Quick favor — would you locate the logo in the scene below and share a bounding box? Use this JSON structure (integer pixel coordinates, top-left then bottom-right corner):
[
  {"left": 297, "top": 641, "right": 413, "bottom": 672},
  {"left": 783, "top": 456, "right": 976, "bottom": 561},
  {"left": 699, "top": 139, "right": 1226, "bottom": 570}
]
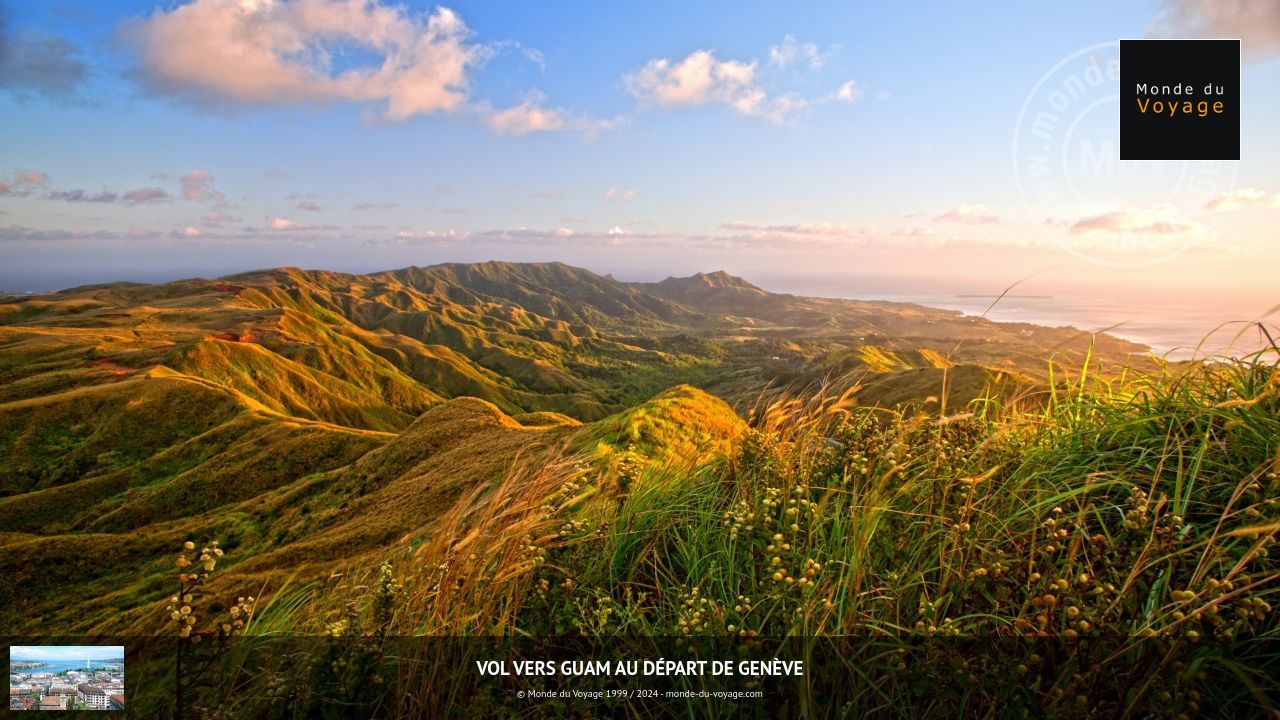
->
[
  {"left": 1013, "top": 42, "right": 1237, "bottom": 268},
  {"left": 1120, "top": 39, "right": 1240, "bottom": 160}
]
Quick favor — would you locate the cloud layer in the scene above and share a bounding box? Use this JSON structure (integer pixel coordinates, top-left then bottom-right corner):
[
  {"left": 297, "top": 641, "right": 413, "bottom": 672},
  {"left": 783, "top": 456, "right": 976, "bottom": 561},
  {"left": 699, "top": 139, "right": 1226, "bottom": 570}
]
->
[{"left": 0, "top": 169, "right": 171, "bottom": 206}]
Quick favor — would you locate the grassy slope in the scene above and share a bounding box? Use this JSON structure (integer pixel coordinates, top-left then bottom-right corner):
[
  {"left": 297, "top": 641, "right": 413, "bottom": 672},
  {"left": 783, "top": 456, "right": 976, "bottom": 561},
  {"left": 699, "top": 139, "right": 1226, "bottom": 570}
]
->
[
  {"left": 0, "top": 384, "right": 743, "bottom": 636},
  {"left": 0, "top": 374, "right": 389, "bottom": 630},
  {"left": 307, "top": 357, "right": 1277, "bottom": 637},
  {"left": 0, "top": 261, "right": 1181, "bottom": 641},
  {"left": 241, "top": 356, "right": 1277, "bottom": 717}
]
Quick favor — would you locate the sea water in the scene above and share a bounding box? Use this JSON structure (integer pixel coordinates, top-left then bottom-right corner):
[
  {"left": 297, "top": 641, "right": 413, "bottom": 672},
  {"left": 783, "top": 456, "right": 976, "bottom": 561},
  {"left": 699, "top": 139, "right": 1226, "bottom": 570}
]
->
[
  {"left": 10, "top": 658, "right": 123, "bottom": 674},
  {"left": 855, "top": 293, "right": 1274, "bottom": 361}
]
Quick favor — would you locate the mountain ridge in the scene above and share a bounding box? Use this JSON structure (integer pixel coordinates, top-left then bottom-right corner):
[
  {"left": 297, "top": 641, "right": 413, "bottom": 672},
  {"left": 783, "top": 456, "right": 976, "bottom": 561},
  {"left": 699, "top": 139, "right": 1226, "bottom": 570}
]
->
[{"left": 0, "top": 260, "right": 1156, "bottom": 634}]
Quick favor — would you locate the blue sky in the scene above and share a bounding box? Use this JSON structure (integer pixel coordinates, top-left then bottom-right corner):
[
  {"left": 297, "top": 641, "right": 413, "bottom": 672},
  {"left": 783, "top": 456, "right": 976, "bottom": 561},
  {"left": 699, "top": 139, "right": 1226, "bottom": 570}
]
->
[
  {"left": 1, "top": 0, "right": 1278, "bottom": 314},
  {"left": 10, "top": 645, "right": 124, "bottom": 662}
]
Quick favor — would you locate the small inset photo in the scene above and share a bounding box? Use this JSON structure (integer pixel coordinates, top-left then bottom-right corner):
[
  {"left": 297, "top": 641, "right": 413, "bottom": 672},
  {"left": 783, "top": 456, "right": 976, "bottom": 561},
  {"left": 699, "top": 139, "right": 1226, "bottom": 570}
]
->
[{"left": 9, "top": 646, "right": 125, "bottom": 711}]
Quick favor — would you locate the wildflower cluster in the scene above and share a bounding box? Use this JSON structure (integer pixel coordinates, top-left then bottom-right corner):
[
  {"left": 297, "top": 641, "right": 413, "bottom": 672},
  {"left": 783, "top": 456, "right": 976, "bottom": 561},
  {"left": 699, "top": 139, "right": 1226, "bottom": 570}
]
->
[
  {"left": 721, "top": 499, "right": 757, "bottom": 541},
  {"left": 674, "top": 587, "right": 722, "bottom": 635},
  {"left": 1160, "top": 574, "right": 1274, "bottom": 642},
  {"left": 371, "top": 561, "right": 402, "bottom": 633},
  {"left": 736, "top": 429, "right": 783, "bottom": 477},
  {"left": 613, "top": 450, "right": 643, "bottom": 499},
  {"left": 572, "top": 592, "right": 619, "bottom": 635},
  {"left": 163, "top": 540, "right": 252, "bottom": 641},
  {"left": 729, "top": 595, "right": 756, "bottom": 637}
]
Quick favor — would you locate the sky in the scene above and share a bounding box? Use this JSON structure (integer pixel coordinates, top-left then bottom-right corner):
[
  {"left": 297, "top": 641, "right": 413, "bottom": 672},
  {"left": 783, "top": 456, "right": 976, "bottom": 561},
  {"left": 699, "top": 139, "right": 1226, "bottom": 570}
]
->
[
  {"left": 10, "top": 645, "right": 124, "bottom": 662},
  {"left": 1, "top": 0, "right": 1278, "bottom": 329}
]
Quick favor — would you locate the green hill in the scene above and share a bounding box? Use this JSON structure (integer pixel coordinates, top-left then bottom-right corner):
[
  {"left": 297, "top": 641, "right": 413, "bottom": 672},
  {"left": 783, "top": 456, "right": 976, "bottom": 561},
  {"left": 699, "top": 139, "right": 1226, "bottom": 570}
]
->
[{"left": 0, "top": 261, "right": 1164, "bottom": 635}]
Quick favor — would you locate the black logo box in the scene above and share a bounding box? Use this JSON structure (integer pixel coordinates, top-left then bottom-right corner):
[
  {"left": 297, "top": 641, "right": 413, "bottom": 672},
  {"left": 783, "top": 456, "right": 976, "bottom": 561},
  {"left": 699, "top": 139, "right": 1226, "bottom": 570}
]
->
[{"left": 1120, "top": 39, "right": 1240, "bottom": 160}]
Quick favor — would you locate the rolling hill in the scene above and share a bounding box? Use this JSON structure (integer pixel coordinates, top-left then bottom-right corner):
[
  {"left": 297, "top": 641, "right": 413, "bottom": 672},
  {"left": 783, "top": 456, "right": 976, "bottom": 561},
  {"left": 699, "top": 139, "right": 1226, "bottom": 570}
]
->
[{"left": 0, "top": 261, "right": 1155, "bottom": 633}]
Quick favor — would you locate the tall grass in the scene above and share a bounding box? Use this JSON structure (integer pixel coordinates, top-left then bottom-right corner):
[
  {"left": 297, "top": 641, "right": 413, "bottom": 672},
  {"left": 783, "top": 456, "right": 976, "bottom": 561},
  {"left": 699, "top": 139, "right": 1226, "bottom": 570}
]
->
[{"left": 239, "top": 350, "right": 1279, "bottom": 717}]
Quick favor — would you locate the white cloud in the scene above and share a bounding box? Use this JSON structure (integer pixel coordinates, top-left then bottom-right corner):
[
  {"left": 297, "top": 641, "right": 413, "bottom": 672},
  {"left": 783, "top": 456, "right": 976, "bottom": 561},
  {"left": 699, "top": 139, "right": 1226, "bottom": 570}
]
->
[
  {"left": 480, "top": 92, "right": 619, "bottom": 137},
  {"left": 604, "top": 187, "right": 637, "bottom": 201},
  {"left": 768, "top": 35, "right": 835, "bottom": 70},
  {"left": 1205, "top": 188, "right": 1274, "bottom": 212},
  {"left": 1150, "top": 0, "right": 1280, "bottom": 60},
  {"left": 624, "top": 49, "right": 808, "bottom": 124},
  {"left": 270, "top": 216, "right": 313, "bottom": 231},
  {"left": 937, "top": 204, "right": 999, "bottom": 225},
  {"left": 124, "top": 1, "right": 601, "bottom": 134},
  {"left": 1067, "top": 205, "right": 1201, "bottom": 236},
  {"left": 179, "top": 225, "right": 202, "bottom": 237},
  {"left": 832, "top": 80, "right": 861, "bottom": 103},
  {"left": 392, "top": 228, "right": 445, "bottom": 243},
  {"left": 123, "top": 1, "right": 482, "bottom": 122},
  {"left": 607, "top": 225, "right": 629, "bottom": 236},
  {"left": 720, "top": 220, "right": 758, "bottom": 231}
]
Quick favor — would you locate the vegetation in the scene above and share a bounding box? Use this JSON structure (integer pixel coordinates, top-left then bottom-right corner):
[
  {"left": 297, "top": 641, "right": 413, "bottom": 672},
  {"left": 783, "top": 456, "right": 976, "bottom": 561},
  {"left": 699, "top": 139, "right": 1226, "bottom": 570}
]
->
[
  {"left": 1, "top": 262, "right": 1275, "bottom": 717},
  {"left": 236, "top": 351, "right": 1280, "bottom": 717},
  {"left": 1, "top": 262, "right": 1148, "bottom": 636}
]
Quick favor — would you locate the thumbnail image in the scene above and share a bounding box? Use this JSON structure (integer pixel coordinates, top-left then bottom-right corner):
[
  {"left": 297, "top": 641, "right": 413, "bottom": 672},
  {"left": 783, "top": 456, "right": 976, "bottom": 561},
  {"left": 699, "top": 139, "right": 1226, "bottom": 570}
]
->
[{"left": 9, "top": 647, "right": 124, "bottom": 712}]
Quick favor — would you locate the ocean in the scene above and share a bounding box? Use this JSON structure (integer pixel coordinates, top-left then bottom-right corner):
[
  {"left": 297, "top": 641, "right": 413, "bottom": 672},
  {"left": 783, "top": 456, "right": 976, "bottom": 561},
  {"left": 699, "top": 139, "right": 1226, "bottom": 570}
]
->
[
  {"left": 729, "top": 270, "right": 1278, "bottom": 362},
  {"left": 740, "top": 272, "right": 1273, "bottom": 361},
  {"left": 9, "top": 659, "right": 123, "bottom": 674},
  {"left": 853, "top": 293, "right": 1275, "bottom": 361}
]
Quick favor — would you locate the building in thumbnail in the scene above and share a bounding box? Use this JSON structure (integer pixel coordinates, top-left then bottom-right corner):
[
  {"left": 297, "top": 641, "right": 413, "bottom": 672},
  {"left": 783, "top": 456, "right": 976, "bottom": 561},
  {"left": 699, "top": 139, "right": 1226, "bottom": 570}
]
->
[{"left": 76, "top": 684, "right": 111, "bottom": 710}]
